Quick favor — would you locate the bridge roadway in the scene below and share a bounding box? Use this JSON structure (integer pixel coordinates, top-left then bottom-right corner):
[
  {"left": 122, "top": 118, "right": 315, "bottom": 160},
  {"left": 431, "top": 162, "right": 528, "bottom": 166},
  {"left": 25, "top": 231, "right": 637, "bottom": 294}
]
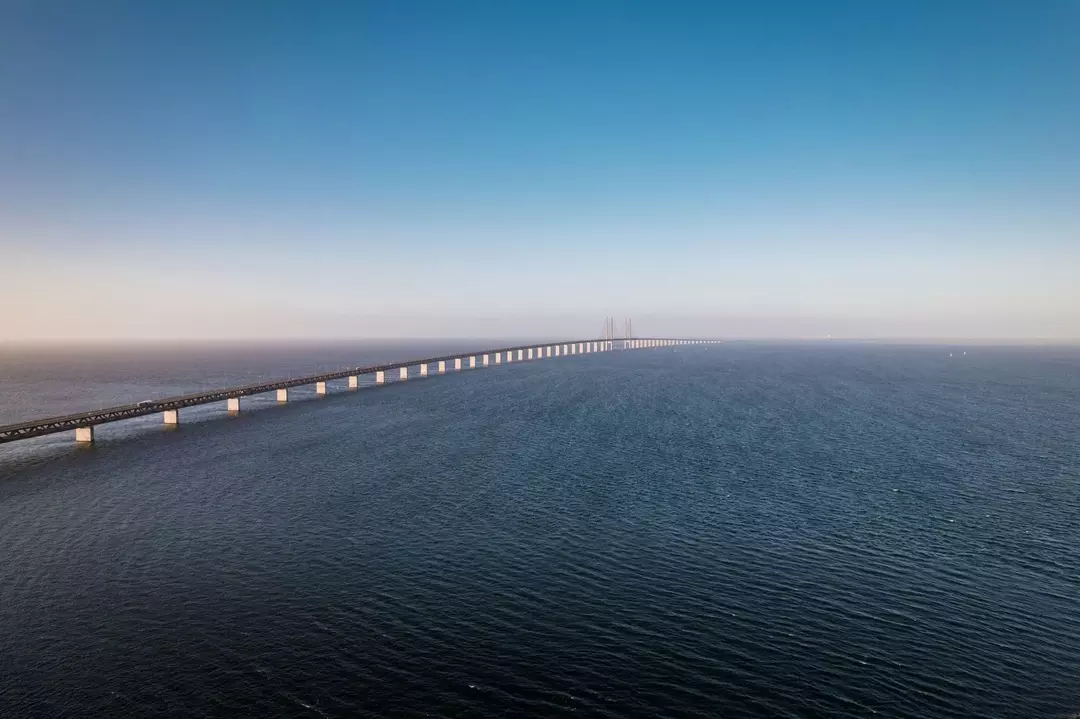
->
[{"left": 0, "top": 338, "right": 718, "bottom": 445}]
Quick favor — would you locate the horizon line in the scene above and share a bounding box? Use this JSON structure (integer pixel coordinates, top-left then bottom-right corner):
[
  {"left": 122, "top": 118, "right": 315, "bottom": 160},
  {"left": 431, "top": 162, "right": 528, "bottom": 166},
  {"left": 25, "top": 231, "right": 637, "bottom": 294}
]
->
[{"left": 2, "top": 336, "right": 1078, "bottom": 347}]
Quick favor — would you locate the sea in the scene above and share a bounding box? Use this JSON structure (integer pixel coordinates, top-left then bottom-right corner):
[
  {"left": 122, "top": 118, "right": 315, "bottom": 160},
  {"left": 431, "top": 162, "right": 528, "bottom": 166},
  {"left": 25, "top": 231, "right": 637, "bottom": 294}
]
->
[{"left": 1, "top": 341, "right": 1078, "bottom": 718}]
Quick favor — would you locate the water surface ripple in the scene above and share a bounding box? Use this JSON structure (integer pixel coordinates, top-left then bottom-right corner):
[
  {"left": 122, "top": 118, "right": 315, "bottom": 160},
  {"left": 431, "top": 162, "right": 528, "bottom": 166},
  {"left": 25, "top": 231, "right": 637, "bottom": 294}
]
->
[{"left": 1, "top": 344, "right": 1078, "bottom": 717}]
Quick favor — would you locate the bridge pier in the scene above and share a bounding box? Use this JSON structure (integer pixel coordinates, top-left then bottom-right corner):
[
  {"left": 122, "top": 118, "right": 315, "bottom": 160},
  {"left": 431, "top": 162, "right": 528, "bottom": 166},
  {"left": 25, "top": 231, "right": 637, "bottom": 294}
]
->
[
  {"left": 455, "top": 358, "right": 462, "bottom": 370},
  {"left": 527, "top": 348, "right": 533, "bottom": 360},
  {"left": 277, "top": 389, "right": 289, "bottom": 402},
  {"left": 495, "top": 352, "right": 502, "bottom": 364},
  {"left": 469, "top": 356, "right": 476, "bottom": 368},
  {"left": 506, "top": 351, "right": 513, "bottom": 363},
  {"left": 420, "top": 363, "right": 428, "bottom": 377},
  {"left": 376, "top": 371, "right": 385, "bottom": 384},
  {"left": 348, "top": 375, "right": 359, "bottom": 388},
  {"left": 438, "top": 360, "right": 446, "bottom": 373},
  {"left": 483, "top": 354, "right": 489, "bottom": 366},
  {"left": 75, "top": 426, "right": 94, "bottom": 443},
  {"left": 163, "top": 409, "right": 179, "bottom": 424},
  {"left": 227, "top": 398, "right": 240, "bottom": 413},
  {"left": 399, "top": 367, "right": 408, "bottom": 380},
  {"left": 316, "top": 381, "right": 327, "bottom": 395}
]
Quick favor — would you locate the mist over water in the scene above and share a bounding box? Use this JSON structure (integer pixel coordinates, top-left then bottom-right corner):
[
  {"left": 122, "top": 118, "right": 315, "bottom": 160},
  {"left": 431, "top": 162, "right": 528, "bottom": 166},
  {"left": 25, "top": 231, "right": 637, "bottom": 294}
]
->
[{"left": 1, "top": 343, "right": 1078, "bottom": 718}]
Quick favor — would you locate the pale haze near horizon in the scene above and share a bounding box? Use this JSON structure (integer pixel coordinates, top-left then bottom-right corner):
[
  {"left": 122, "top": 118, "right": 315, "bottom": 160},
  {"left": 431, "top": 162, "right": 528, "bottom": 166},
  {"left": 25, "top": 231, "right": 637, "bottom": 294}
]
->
[{"left": 2, "top": 2, "right": 1078, "bottom": 342}]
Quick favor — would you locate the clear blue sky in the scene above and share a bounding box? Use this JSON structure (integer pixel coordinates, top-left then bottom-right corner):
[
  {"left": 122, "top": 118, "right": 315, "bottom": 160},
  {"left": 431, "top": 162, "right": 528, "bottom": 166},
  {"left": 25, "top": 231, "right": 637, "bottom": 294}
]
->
[{"left": 2, "top": 0, "right": 1078, "bottom": 340}]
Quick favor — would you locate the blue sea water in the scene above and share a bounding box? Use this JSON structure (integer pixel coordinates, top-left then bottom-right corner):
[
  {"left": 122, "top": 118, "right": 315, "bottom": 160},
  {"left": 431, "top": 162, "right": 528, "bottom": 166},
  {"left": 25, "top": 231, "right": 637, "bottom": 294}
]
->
[{"left": 1, "top": 342, "right": 1078, "bottom": 718}]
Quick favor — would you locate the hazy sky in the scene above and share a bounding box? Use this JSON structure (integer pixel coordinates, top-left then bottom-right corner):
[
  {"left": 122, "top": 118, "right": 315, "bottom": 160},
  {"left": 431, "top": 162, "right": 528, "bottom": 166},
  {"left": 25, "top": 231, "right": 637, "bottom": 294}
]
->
[{"left": 2, "top": 0, "right": 1078, "bottom": 340}]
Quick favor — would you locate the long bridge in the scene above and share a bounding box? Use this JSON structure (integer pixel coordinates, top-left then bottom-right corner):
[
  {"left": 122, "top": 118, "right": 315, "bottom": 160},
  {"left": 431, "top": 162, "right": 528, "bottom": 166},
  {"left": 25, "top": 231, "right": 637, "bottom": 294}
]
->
[{"left": 0, "top": 338, "right": 718, "bottom": 446}]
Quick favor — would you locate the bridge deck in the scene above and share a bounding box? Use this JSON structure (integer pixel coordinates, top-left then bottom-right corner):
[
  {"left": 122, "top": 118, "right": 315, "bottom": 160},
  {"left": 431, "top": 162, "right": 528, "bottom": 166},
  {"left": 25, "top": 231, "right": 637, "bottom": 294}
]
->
[{"left": 0, "top": 338, "right": 697, "bottom": 445}]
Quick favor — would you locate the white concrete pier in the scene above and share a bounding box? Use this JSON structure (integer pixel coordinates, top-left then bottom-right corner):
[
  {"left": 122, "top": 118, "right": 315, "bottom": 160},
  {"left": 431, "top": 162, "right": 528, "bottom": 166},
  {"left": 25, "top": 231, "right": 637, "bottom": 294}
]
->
[
  {"left": 399, "top": 367, "right": 408, "bottom": 380},
  {"left": 348, "top": 375, "right": 359, "bottom": 389},
  {"left": 439, "top": 360, "right": 446, "bottom": 373},
  {"left": 495, "top": 352, "right": 502, "bottom": 364},
  {"left": 316, "top": 381, "right": 327, "bottom": 395},
  {"left": 420, "top": 363, "right": 428, "bottom": 377},
  {"left": 75, "top": 426, "right": 94, "bottom": 443},
  {"left": 227, "top": 398, "right": 240, "bottom": 412},
  {"left": 469, "top": 356, "right": 476, "bottom": 368},
  {"left": 455, "top": 358, "right": 462, "bottom": 370},
  {"left": 277, "top": 389, "right": 289, "bottom": 402},
  {"left": 164, "top": 409, "right": 179, "bottom": 425},
  {"left": 376, "top": 371, "right": 385, "bottom": 384},
  {"left": 483, "top": 354, "right": 489, "bottom": 366}
]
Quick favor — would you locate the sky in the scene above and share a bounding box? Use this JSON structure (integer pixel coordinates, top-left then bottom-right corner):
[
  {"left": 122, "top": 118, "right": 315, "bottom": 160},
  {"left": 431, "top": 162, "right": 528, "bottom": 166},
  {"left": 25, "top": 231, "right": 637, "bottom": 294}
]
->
[{"left": 1, "top": 0, "right": 1078, "bottom": 341}]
